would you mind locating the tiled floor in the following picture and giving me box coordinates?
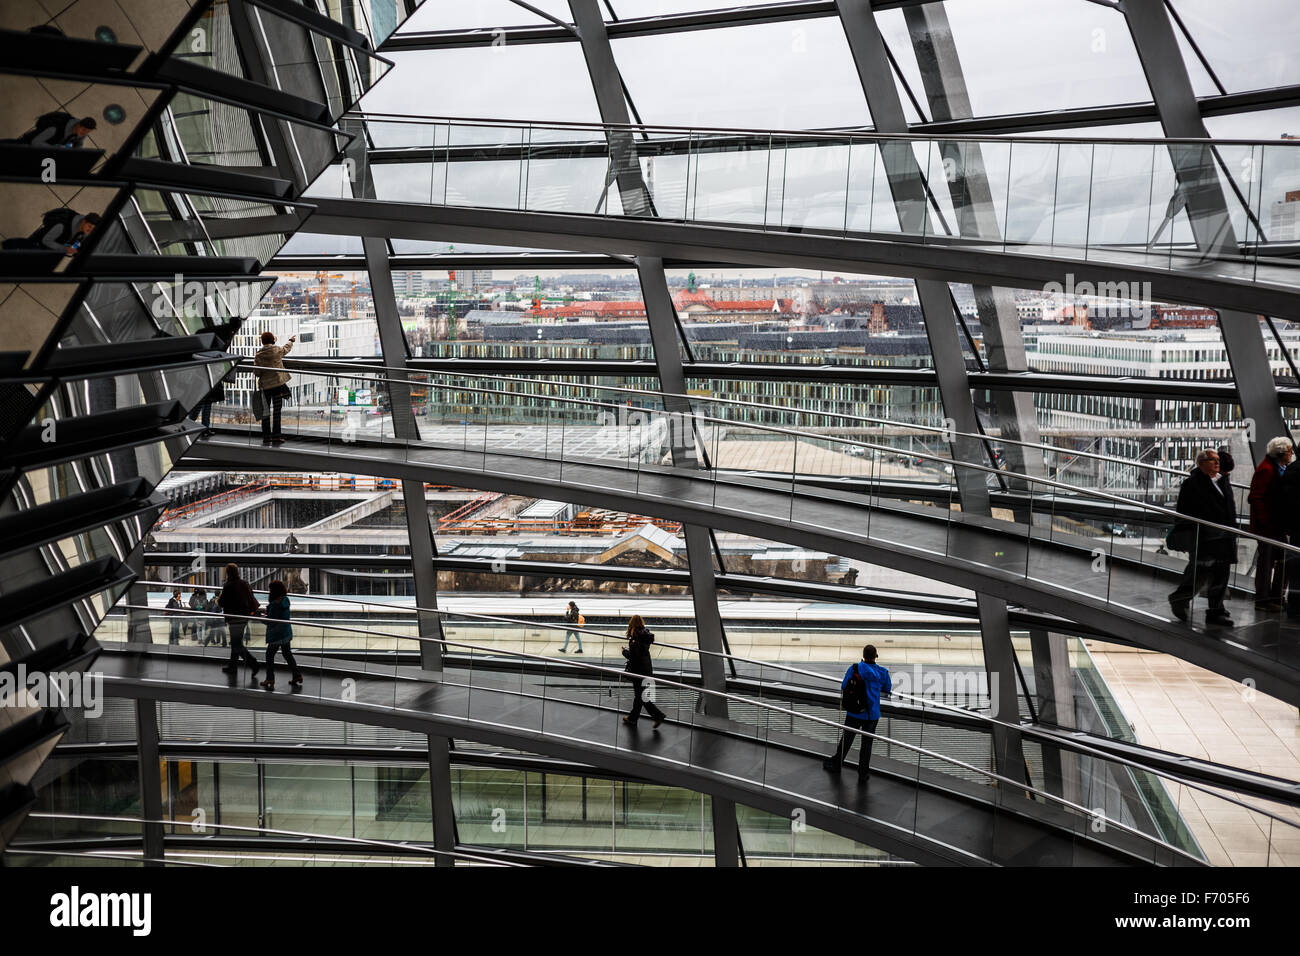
[1088,643,1300,866]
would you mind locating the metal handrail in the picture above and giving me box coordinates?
[231,362,1293,553]
[106,602,1252,861]
[19,813,521,866]
[347,111,1300,150]
[280,357,1255,493]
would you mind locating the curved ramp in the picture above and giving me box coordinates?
[95,646,1194,866]
[189,435,1300,708]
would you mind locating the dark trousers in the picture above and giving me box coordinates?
[265,642,301,682]
[227,619,257,668]
[1285,549,1300,613]
[827,715,879,775]
[189,402,212,428]
[1169,557,1231,610]
[168,620,181,644]
[1255,541,1285,603]
[204,623,227,646]
[626,676,665,722]
[260,392,284,439]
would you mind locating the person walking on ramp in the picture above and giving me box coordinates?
[823,644,891,781]
[621,614,666,729]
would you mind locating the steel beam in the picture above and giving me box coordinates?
[303,198,1300,322]
[891,1,1039,782]
[1029,629,1081,801]
[364,196,447,676]
[636,256,697,466]
[974,595,1027,786]
[833,1,991,507]
[227,0,306,192]
[684,526,730,722]
[135,698,165,866]
[638,254,739,865]
[1119,0,1289,456]
[568,0,654,216]
[897,1,1043,482]
[427,733,457,867]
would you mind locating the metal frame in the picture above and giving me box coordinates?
[302,197,1300,323]
[359,146,459,861]
[135,699,164,866]
[1119,0,1290,457]
[834,5,1028,766]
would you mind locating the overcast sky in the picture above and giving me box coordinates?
[365,0,1300,132]
[287,1,1300,267]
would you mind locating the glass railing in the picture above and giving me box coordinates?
[366,365,1250,506]
[330,115,1300,288]
[199,363,1297,653]
[15,813,517,867]
[100,596,1300,865]
[227,360,1238,500]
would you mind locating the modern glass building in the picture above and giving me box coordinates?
[3,0,1300,874]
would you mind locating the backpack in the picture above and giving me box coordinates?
[841,663,871,713]
[576,614,585,626]
[30,207,77,245]
[19,111,72,145]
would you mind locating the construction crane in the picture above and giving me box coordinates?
[313,271,344,315]
[447,266,460,341]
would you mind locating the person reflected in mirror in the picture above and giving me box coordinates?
[259,579,302,689]
[1248,436,1294,612]
[164,588,184,645]
[202,590,227,647]
[2,209,99,255]
[823,644,891,781]
[189,380,225,437]
[254,331,294,446]
[621,614,665,729]
[188,587,208,644]
[6,112,96,148]
[1168,449,1237,626]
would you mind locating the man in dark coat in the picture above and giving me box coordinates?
[1279,458,1300,616]
[1248,436,1294,610]
[1169,448,1238,626]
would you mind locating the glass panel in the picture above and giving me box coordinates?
[611,19,871,129]
[361,46,602,123]
[879,0,1151,117]
[1170,0,1300,94]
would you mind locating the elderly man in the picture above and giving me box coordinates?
[1248,436,1295,611]
[1169,448,1238,626]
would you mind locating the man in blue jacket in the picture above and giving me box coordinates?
[823,645,891,780]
